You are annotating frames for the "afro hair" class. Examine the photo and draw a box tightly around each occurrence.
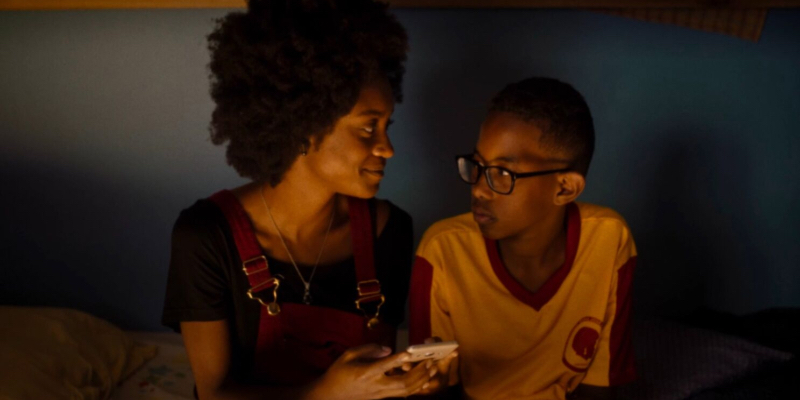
[207,0,408,185]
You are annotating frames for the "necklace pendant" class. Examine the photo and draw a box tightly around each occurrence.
[367,317,380,330]
[303,289,313,305]
[266,302,281,316]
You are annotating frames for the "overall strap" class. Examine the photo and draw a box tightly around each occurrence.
[348,197,384,329]
[209,190,280,315]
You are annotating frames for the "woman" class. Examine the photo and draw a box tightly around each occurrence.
[162,1,435,398]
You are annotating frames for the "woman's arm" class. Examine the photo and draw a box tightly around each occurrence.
[181,320,436,400]
[182,320,316,400]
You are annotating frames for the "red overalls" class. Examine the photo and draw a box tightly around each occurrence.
[210,190,396,385]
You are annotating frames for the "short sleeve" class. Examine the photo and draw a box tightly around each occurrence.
[409,236,459,384]
[411,226,460,338]
[161,203,231,331]
[582,225,637,386]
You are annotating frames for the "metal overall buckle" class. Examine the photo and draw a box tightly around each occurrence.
[243,256,281,316]
[355,279,384,329]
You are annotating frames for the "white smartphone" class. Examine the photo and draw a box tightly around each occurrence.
[406,341,459,361]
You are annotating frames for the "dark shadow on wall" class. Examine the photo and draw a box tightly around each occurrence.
[0,157,178,331]
[391,11,566,242]
[393,27,777,318]
[634,128,767,317]
[404,45,773,318]
[397,57,487,239]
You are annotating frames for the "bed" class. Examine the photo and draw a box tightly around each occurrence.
[0,306,796,400]
[619,310,798,400]
[109,332,194,400]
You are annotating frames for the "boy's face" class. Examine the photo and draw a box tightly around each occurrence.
[470,111,570,240]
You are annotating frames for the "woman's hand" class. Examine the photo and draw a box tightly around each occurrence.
[307,343,437,400]
[401,337,459,396]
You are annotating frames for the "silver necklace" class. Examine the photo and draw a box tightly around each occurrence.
[260,188,335,305]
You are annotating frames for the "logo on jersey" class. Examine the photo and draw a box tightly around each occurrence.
[562,317,602,372]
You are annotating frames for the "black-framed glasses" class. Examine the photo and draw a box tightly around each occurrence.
[456,154,571,195]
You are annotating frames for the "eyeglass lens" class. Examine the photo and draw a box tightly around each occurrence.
[458,157,513,194]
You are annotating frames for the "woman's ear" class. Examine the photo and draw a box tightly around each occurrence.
[554,172,585,206]
[305,137,317,153]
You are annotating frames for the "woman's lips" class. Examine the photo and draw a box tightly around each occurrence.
[363,169,385,178]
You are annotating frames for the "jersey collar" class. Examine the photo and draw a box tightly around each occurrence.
[484,202,581,311]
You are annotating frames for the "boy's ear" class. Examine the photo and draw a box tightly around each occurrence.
[554,172,585,206]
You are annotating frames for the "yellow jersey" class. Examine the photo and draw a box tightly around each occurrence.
[409,202,637,400]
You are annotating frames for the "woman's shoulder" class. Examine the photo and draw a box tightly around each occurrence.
[375,197,410,222]
[172,198,229,246]
[373,198,411,239]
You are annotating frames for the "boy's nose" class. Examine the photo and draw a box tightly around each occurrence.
[471,174,494,200]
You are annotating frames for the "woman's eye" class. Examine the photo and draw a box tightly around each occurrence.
[362,121,377,135]
[499,169,511,176]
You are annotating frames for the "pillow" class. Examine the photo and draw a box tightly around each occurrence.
[618,318,794,400]
[0,306,157,400]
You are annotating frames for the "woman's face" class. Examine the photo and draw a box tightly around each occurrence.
[306,77,396,198]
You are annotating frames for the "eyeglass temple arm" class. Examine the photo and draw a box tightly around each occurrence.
[515,167,571,179]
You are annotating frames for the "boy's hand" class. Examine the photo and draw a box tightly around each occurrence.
[400,337,459,396]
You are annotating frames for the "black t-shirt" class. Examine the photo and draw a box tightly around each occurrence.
[162,197,413,381]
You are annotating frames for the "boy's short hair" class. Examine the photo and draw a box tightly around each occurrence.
[489,77,595,176]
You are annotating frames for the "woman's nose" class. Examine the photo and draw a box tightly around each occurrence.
[373,132,394,159]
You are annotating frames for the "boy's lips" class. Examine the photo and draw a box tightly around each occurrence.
[471,206,496,225]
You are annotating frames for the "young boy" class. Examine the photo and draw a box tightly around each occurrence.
[410,77,636,400]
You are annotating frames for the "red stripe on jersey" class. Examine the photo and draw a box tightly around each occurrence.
[609,256,637,385]
[409,256,434,346]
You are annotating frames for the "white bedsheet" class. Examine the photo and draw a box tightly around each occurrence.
[110,328,410,400]
[111,332,195,400]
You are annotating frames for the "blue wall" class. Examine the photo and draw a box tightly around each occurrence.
[1,9,798,330]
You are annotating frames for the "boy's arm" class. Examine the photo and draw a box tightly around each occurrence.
[409,253,459,387]
[580,225,638,389]
[409,252,456,346]
[409,255,436,346]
